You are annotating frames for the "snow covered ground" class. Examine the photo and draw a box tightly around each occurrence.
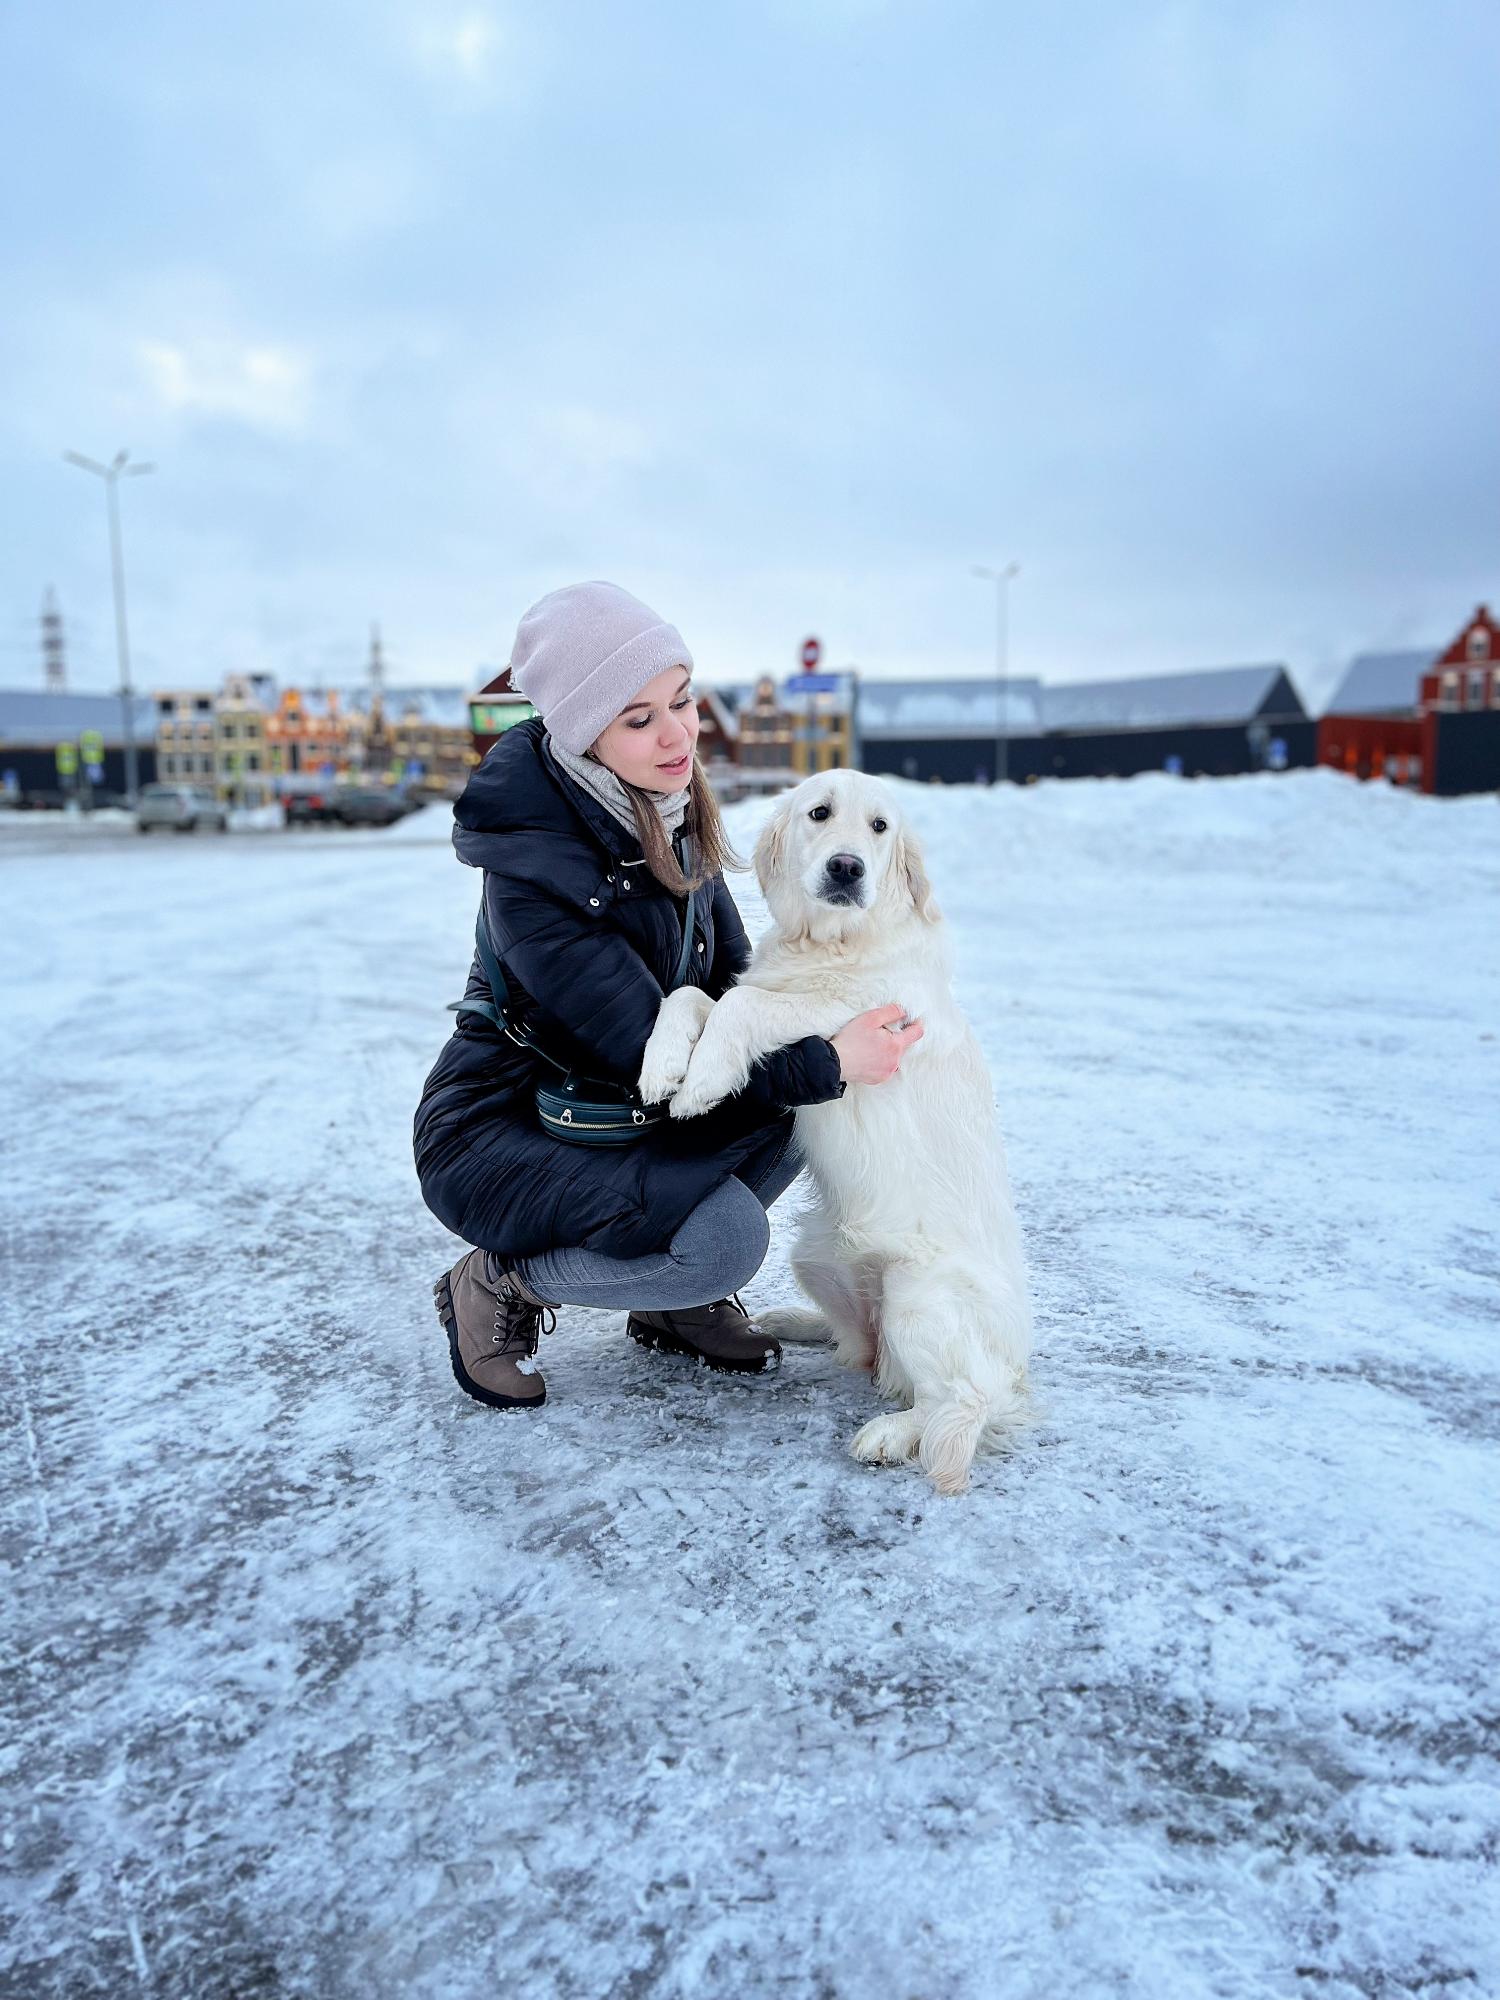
[3,773,1497,2000]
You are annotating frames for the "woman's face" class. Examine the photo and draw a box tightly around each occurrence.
[591,664,701,792]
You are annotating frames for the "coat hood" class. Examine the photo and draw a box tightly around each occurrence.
[452,716,647,875]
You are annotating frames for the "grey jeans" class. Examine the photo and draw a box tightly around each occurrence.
[512,1136,805,1311]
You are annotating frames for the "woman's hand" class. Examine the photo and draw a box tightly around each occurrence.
[829,1004,924,1085]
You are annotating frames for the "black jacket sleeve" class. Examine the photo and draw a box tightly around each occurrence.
[733,1034,847,1112]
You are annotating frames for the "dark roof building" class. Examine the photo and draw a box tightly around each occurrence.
[0,688,158,746]
[0,688,160,795]
[853,665,1313,784]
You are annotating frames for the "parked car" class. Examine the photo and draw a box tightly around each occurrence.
[330,787,414,827]
[135,785,229,834]
[283,791,336,827]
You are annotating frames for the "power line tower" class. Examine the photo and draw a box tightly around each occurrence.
[41,587,67,692]
[364,622,389,776]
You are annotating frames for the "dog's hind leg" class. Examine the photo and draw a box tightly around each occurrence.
[754,1306,833,1346]
[791,1250,879,1373]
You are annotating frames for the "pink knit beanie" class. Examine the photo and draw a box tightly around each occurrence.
[508,580,694,755]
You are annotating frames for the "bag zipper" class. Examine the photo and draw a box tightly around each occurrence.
[538,1105,657,1131]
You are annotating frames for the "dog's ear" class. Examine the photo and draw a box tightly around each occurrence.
[753,799,792,896]
[898,827,940,924]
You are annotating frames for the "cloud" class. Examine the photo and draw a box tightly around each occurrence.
[413,7,502,84]
[137,339,315,434]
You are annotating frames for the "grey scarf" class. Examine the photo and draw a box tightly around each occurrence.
[547,733,691,845]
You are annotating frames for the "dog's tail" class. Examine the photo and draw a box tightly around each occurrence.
[918,1371,1030,1497]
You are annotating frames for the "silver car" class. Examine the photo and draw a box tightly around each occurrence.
[135,785,229,834]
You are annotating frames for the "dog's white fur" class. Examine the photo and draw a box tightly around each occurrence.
[639,769,1033,1495]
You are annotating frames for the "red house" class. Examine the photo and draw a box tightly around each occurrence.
[1420,605,1500,715]
[1318,605,1500,796]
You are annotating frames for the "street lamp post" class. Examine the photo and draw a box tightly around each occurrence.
[64,447,156,802]
[971,560,1020,785]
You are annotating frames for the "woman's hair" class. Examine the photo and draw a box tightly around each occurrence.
[623,753,744,895]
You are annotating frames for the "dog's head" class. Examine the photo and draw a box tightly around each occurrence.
[753,769,939,941]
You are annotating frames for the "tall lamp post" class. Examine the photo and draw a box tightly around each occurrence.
[971,559,1020,785]
[64,447,155,802]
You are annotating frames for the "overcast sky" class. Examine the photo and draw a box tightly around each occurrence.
[2,0,1496,710]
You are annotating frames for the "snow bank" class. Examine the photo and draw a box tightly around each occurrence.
[227,802,286,833]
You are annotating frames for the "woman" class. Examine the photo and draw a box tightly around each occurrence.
[413,580,920,1411]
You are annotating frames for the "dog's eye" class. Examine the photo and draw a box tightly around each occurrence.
[871,818,887,834]
[808,804,831,822]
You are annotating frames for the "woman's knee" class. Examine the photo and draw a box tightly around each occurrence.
[670,1177,770,1294]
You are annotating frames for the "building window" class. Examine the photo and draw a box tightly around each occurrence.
[200,755,213,775]
[1440,671,1460,709]
[1467,670,1486,708]
[247,753,260,772]
[222,721,238,740]
[195,696,212,712]
[161,753,175,776]
[157,697,173,716]
[1467,627,1490,661]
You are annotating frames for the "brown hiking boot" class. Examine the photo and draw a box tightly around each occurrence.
[433,1249,557,1409]
[626,1294,781,1375]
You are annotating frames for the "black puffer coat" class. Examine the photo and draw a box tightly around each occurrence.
[413,719,846,1263]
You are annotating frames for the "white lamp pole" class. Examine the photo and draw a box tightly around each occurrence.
[64,447,156,802]
[971,560,1020,785]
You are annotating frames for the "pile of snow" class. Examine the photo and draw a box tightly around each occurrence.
[226,802,285,833]
[3,768,1497,1999]
[0,804,135,834]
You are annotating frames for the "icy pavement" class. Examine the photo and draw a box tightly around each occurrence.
[3,775,1498,2000]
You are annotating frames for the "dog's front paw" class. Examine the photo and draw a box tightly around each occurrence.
[668,1070,732,1118]
[639,993,714,1104]
[667,1045,748,1119]
[639,1034,691,1106]
[850,1410,924,1467]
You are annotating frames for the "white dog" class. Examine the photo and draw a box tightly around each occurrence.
[639,769,1033,1495]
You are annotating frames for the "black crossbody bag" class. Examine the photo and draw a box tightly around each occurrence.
[448,863,699,1147]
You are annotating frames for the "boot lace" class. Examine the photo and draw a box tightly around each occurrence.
[488,1270,558,1356]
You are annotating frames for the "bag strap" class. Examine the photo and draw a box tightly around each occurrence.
[670,835,699,992]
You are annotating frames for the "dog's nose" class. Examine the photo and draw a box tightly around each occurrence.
[826,852,865,883]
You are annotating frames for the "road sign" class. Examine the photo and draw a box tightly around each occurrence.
[800,637,821,670]
[405,759,425,780]
[55,742,78,777]
[786,673,841,695]
[79,729,104,763]
[85,763,104,784]
[321,762,336,780]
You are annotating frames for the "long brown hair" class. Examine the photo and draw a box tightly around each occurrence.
[622,753,744,896]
